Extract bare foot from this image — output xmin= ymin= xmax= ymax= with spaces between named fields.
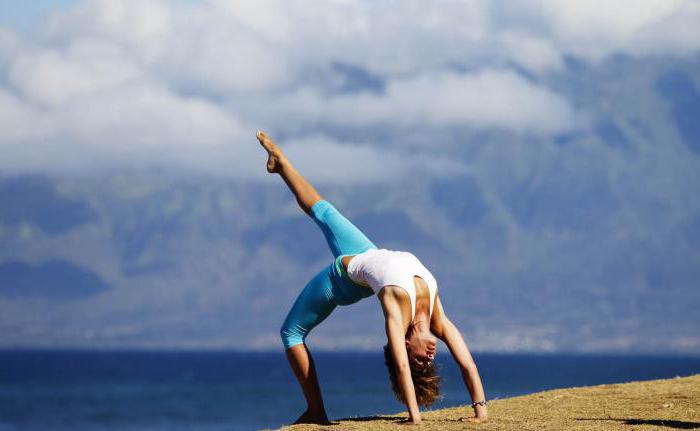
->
xmin=256 ymin=130 xmax=286 ymax=173
xmin=293 ymin=409 xmax=331 ymax=425
xmin=460 ymin=416 xmax=488 ymax=423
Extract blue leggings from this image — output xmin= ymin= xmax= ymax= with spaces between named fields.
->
xmin=280 ymin=200 xmax=378 ymax=349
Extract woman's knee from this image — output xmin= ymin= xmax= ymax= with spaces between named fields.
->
xmin=279 ymin=266 xmax=336 ymax=349
xmin=309 ymin=199 xmax=334 ymax=223
xmin=280 ymin=321 xmax=306 ymax=350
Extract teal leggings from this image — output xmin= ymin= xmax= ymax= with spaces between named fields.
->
xmin=280 ymin=200 xmax=378 ymax=349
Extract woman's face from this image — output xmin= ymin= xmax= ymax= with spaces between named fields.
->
xmin=406 ymin=330 xmax=437 ymax=370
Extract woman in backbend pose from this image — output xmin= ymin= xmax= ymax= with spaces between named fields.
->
xmin=256 ymin=130 xmax=488 ymax=425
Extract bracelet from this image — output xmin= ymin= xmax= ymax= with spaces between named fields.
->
xmin=471 ymin=400 xmax=488 ymax=408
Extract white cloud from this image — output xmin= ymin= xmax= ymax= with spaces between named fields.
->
xmin=282 ymin=135 xmax=467 ymax=184
xmin=500 ymin=32 xmax=564 ymax=74
xmin=2 ymin=79 xmax=250 ymax=177
xmin=0 ymin=89 xmax=46 ymax=143
xmin=380 ymin=70 xmax=576 ymax=133
xmin=507 ymin=0 xmax=700 ymax=62
xmin=9 ymin=44 xmax=142 ymax=107
xmin=266 ymin=69 xmax=577 ymax=134
xmin=0 ymin=27 xmax=21 ymax=64
xmin=41 ymin=0 xmax=172 ymax=61
xmin=0 ymin=0 xmax=697 ymax=180
xmin=159 ymin=5 xmax=293 ymax=95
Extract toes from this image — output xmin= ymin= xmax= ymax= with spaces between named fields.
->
xmin=256 ymin=130 xmax=275 ymax=150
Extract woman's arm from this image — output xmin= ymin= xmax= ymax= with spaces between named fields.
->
xmin=431 ymin=295 xmax=488 ymax=421
xmin=379 ymin=288 xmax=422 ymax=424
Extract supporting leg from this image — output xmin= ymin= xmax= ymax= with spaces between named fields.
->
xmin=256 ymin=130 xmax=322 ymax=216
xmin=279 ymin=264 xmax=337 ymax=424
xmin=286 ymin=344 xmax=330 ymax=424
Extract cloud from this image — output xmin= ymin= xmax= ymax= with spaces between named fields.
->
xmin=0 ymin=0 xmax=697 ymax=180
xmin=282 ymin=135 xmax=467 ymax=184
xmin=1 ymin=79 xmax=249 ymax=176
xmin=262 ymin=69 xmax=577 ymax=135
xmin=0 ymin=26 xmax=21 ymax=63
xmin=500 ymin=31 xmax=564 ymax=73
xmin=9 ymin=43 xmax=142 ymax=107
xmin=41 ymin=0 xmax=172 ymax=57
xmin=505 ymin=0 xmax=700 ymax=62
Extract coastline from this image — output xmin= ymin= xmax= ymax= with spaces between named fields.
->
xmin=273 ymin=374 xmax=700 ymax=430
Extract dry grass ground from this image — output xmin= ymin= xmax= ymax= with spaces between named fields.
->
xmin=274 ymin=374 xmax=700 ymax=431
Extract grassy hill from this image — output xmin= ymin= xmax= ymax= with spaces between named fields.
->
xmin=275 ymin=374 xmax=700 ymax=430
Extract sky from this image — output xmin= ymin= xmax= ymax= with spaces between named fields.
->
xmin=1 ymin=0 xmax=698 ymax=181
xmin=0 ymin=0 xmax=699 ymax=352
xmin=0 ymin=1 xmax=195 ymax=31
xmin=0 ymin=1 xmax=76 ymax=31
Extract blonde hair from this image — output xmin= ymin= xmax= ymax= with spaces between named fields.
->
xmin=383 ymin=344 xmax=441 ymax=407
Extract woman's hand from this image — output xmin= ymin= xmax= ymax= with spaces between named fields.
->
xmin=380 ymin=291 xmax=423 ymax=424
xmin=431 ymin=296 xmax=490 ymax=427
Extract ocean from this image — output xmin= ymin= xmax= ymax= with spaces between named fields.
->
xmin=0 ymin=350 xmax=698 ymax=431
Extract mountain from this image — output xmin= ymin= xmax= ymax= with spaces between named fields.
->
xmin=0 ymin=55 xmax=699 ymax=353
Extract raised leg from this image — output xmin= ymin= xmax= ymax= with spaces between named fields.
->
xmin=286 ymin=344 xmax=330 ymax=424
xmin=256 ymin=130 xmax=377 ymax=257
xmin=257 ymin=130 xmax=321 ymax=216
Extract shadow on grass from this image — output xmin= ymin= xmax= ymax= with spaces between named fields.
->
xmin=338 ymin=416 xmax=470 ymax=425
xmin=576 ymin=418 xmax=700 ymax=429
xmin=338 ymin=416 xmax=405 ymax=422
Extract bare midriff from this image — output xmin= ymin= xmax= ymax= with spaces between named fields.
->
xmin=341 ymin=255 xmax=355 ymax=272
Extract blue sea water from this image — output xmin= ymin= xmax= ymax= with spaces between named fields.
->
xmin=0 ymin=350 xmax=698 ymax=431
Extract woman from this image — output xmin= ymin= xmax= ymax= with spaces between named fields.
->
xmin=256 ymin=130 xmax=488 ymax=425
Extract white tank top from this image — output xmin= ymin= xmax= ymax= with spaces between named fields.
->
xmin=346 ymin=248 xmax=438 ymax=320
